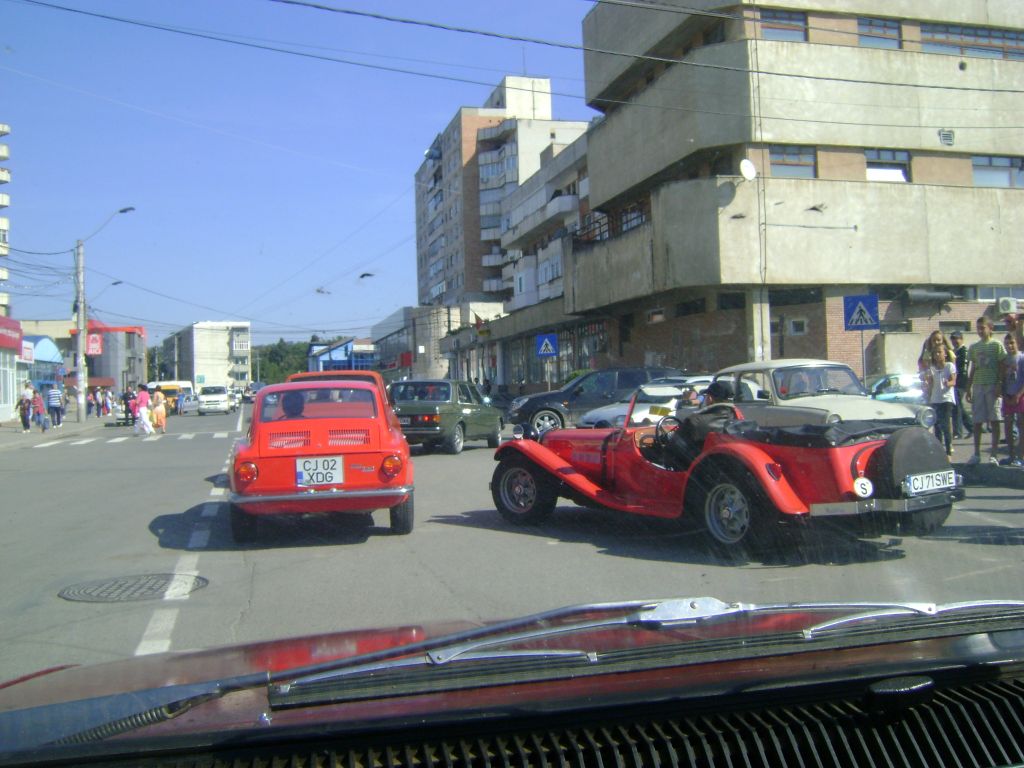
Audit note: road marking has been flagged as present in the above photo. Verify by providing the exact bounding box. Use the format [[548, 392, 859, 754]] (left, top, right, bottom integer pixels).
[[201, 502, 220, 518], [33, 442, 60, 449], [235, 408, 244, 432], [143, 435, 162, 442], [134, 608, 178, 655], [70, 438, 96, 445], [187, 526, 211, 550], [943, 563, 1017, 582], [179, 433, 195, 440], [209, 487, 226, 497], [213, 432, 228, 439], [108, 436, 130, 443]]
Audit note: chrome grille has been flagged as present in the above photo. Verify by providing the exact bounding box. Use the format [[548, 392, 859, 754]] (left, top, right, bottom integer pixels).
[[329, 429, 370, 446], [267, 431, 311, 449]]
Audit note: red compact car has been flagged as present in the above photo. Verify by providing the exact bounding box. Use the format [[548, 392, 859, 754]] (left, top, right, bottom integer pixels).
[[229, 381, 413, 541], [491, 384, 965, 556]]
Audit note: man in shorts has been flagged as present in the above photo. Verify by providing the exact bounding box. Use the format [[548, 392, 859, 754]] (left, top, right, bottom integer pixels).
[[966, 316, 1006, 465], [1001, 333, 1024, 467]]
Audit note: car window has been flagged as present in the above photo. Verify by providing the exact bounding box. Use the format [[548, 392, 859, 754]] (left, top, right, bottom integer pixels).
[[457, 383, 476, 403], [259, 387, 376, 421], [735, 372, 770, 401], [618, 370, 646, 390], [200, 386, 226, 395], [579, 371, 616, 395]]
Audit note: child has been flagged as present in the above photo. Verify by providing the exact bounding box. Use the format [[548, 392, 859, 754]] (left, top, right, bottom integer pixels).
[[1002, 333, 1024, 467], [923, 346, 956, 457]]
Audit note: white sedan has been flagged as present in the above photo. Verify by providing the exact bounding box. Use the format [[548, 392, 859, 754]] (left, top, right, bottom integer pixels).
[[579, 376, 712, 428]]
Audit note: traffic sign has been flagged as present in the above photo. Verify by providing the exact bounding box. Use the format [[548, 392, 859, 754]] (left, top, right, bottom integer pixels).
[[843, 294, 880, 331], [536, 333, 558, 357]]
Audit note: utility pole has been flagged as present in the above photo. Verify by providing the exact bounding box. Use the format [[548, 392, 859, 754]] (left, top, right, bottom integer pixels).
[[74, 239, 87, 422]]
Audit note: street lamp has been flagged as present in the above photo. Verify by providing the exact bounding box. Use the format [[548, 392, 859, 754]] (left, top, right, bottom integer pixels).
[[74, 206, 134, 422]]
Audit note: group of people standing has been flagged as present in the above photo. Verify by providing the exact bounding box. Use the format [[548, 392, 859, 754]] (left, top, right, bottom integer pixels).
[[919, 312, 1024, 467], [119, 384, 168, 435], [16, 381, 65, 433]]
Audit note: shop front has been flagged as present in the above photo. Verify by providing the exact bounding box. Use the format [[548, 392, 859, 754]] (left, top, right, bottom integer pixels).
[[0, 316, 22, 422]]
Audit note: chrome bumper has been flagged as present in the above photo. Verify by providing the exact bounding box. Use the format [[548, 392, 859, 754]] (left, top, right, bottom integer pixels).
[[230, 485, 413, 505], [809, 488, 965, 517]]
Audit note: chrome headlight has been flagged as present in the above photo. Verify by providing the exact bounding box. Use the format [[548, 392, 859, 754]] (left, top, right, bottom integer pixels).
[[917, 406, 936, 428], [826, 413, 842, 424]]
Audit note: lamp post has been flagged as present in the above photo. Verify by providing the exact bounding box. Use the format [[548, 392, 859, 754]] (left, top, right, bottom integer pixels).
[[74, 207, 134, 422]]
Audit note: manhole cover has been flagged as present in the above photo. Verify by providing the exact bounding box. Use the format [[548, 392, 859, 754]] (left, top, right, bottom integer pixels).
[[58, 574, 209, 603]]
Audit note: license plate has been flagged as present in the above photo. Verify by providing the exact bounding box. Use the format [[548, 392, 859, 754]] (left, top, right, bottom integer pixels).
[[398, 416, 411, 425], [904, 469, 956, 496], [296, 456, 344, 487]]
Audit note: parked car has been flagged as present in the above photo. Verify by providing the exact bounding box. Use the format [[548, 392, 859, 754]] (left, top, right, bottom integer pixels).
[[506, 366, 683, 431], [710, 359, 935, 428], [868, 372, 927, 405], [229, 380, 413, 541], [389, 379, 504, 454], [491, 383, 963, 556], [579, 375, 713, 428], [197, 385, 235, 415], [242, 382, 266, 403]]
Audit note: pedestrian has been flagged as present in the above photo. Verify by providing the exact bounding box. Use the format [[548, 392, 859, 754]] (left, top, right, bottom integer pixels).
[[918, 330, 954, 373], [31, 389, 47, 432], [1001, 333, 1024, 467], [950, 330, 970, 438], [966, 316, 1007, 465], [122, 386, 136, 425], [134, 386, 155, 435], [922, 345, 956, 458], [151, 386, 167, 434], [46, 385, 63, 428], [17, 389, 31, 433]]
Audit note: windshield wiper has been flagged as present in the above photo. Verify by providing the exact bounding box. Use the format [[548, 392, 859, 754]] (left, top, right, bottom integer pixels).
[[5, 597, 1024, 753]]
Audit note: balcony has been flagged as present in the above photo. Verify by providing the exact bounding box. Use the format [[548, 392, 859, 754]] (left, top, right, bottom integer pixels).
[[0, 168, 9, 184], [0, 193, 8, 209], [502, 194, 578, 250], [0, 145, 8, 163], [482, 252, 505, 267], [482, 278, 505, 293], [478, 119, 516, 143], [481, 226, 502, 241], [0, 292, 8, 307]]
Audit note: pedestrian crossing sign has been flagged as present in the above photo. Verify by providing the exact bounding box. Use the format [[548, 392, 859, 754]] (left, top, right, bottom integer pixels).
[[843, 294, 880, 331], [536, 333, 558, 357]]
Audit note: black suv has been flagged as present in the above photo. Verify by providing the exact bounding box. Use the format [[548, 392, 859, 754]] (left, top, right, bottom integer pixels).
[[506, 367, 683, 431]]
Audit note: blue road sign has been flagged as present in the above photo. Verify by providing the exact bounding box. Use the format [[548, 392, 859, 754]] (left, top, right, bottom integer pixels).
[[843, 294, 880, 331], [536, 333, 558, 357]]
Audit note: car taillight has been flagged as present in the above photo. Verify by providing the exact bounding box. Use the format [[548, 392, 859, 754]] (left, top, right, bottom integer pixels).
[[381, 455, 403, 478], [236, 462, 258, 485], [416, 414, 441, 425]]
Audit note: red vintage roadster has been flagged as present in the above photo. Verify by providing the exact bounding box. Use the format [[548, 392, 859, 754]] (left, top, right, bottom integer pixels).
[[491, 383, 965, 553]]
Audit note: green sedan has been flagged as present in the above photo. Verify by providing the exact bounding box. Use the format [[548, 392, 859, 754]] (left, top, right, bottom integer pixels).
[[389, 379, 504, 455]]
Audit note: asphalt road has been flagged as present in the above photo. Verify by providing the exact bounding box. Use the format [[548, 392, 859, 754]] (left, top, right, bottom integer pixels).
[[0, 406, 1022, 682]]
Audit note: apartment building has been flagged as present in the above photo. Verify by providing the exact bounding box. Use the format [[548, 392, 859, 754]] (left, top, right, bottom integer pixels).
[[414, 76, 588, 308], [0, 123, 10, 317], [161, 321, 251, 389], [565, 0, 1024, 376]]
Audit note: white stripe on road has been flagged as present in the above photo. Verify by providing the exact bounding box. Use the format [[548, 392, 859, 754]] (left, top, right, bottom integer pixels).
[[201, 502, 220, 518], [33, 442, 60, 449], [208, 487, 226, 497], [213, 432, 228, 439], [143, 435, 162, 442], [134, 608, 178, 656], [70, 438, 96, 445], [178, 433, 195, 440], [108, 436, 130, 443], [186, 526, 211, 550], [235, 407, 244, 432]]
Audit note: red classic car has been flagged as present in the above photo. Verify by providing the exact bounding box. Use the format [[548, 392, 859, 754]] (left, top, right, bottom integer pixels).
[[490, 384, 965, 555], [229, 381, 413, 541]]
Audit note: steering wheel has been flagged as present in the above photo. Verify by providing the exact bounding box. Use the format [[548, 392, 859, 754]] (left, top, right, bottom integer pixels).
[[655, 414, 685, 445]]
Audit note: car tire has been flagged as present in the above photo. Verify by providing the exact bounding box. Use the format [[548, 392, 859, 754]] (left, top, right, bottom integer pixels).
[[692, 465, 776, 554], [389, 491, 414, 535], [487, 422, 501, 448], [230, 504, 258, 543], [444, 423, 465, 455], [530, 409, 563, 432], [491, 457, 557, 525]]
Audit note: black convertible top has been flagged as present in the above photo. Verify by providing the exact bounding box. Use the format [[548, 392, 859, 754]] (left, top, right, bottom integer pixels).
[[724, 420, 906, 448]]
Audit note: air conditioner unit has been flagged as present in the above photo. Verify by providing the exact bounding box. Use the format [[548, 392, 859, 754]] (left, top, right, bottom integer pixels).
[[998, 297, 1019, 315]]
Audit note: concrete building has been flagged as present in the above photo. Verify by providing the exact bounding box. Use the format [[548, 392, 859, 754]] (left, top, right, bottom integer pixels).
[[0, 122, 9, 317], [415, 77, 588, 307], [161, 321, 251, 389], [306, 337, 376, 371], [18, 318, 145, 393], [567, 0, 1024, 376]]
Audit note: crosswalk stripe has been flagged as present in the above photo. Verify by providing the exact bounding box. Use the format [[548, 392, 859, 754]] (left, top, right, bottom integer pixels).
[[108, 437, 130, 443], [213, 432, 228, 439], [70, 438, 96, 445], [143, 435, 162, 442], [179, 433, 195, 440], [33, 442, 60, 449]]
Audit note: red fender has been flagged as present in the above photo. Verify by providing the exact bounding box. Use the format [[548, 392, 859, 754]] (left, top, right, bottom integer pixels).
[[688, 441, 809, 516]]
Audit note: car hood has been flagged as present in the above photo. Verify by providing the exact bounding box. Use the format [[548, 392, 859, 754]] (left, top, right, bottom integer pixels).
[[776, 394, 919, 419]]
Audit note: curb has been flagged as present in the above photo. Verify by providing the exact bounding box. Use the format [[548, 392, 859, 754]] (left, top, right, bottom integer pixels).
[[957, 462, 1024, 491]]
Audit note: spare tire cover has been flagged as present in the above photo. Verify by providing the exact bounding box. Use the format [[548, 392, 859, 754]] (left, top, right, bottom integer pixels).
[[868, 427, 947, 498]]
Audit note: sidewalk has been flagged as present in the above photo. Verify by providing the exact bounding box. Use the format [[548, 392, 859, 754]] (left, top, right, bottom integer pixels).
[[952, 431, 1024, 490], [0, 411, 130, 450]]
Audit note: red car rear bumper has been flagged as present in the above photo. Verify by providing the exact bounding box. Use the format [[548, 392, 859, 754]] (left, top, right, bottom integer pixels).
[[230, 486, 412, 515]]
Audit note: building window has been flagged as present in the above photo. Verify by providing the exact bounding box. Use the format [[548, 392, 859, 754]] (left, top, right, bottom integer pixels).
[[858, 18, 901, 49], [865, 149, 911, 182], [675, 298, 707, 317], [788, 318, 807, 336], [761, 9, 806, 42], [769, 145, 816, 178], [717, 292, 746, 311], [973, 156, 1024, 188], [620, 203, 647, 233], [646, 308, 666, 325], [921, 23, 1024, 60], [976, 286, 1024, 302]]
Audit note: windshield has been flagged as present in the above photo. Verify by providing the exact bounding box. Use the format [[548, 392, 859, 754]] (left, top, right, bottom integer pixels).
[[772, 365, 869, 400], [3, 0, 1023, 760]]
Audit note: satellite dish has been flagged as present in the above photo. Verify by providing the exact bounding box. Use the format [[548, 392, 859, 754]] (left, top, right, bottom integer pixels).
[[739, 159, 757, 181]]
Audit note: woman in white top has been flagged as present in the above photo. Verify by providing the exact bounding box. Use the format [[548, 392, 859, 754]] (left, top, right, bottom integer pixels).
[[923, 346, 956, 457]]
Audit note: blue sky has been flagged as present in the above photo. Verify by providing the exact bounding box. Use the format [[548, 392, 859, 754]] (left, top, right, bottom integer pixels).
[[1, 0, 597, 345]]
